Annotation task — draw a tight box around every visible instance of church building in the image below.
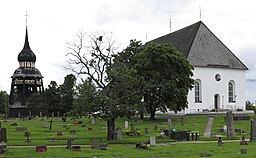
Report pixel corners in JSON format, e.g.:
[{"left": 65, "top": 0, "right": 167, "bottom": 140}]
[
  {"left": 151, "top": 21, "right": 248, "bottom": 114},
  {"left": 9, "top": 27, "right": 47, "bottom": 117}
]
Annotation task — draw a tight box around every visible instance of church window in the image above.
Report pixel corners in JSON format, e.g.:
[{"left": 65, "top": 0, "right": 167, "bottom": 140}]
[
  {"left": 228, "top": 81, "right": 235, "bottom": 102},
  {"left": 195, "top": 79, "right": 202, "bottom": 103},
  {"left": 20, "top": 62, "right": 25, "bottom": 67}
]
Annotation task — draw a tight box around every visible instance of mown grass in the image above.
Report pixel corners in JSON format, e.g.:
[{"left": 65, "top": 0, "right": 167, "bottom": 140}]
[{"left": 0, "top": 113, "right": 255, "bottom": 157}]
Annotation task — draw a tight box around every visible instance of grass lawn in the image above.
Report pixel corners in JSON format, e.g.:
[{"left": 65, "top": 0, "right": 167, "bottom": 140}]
[
  {"left": 2, "top": 142, "right": 256, "bottom": 158},
  {"left": 0, "top": 113, "right": 254, "bottom": 157}
]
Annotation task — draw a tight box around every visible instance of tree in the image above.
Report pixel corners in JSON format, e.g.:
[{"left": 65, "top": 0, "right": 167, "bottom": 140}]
[
  {"left": 0, "top": 91, "right": 9, "bottom": 119},
  {"left": 73, "top": 78, "right": 98, "bottom": 115},
  {"left": 135, "top": 43, "right": 194, "bottom": 119},
  {"left": 59, "top": 74, "right": 76, "bottom": 113},
  {"left": 44, "top": 81, "right": 61, "bottom": 113},
  {"left": 66, "top": 31, "right": 119, "bottom": 140}
]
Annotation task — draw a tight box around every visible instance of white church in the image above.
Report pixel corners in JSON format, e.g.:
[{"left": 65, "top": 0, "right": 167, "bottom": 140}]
[{"left": 151, "top": 21, "right": 248, "bottom": 114}]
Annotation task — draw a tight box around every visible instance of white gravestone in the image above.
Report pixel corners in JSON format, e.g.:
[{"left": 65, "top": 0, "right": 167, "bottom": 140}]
[{"left": 125, "top": 121, "right": 128, "bottom": 129}]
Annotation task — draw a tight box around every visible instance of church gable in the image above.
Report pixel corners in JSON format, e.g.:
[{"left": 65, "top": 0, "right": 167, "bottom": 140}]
[
  {"left": 150, "top": 21, "right": 248, "bottom": 70},
  {"left": 188, "top": 22, "right": 248, "bottom": 70}
]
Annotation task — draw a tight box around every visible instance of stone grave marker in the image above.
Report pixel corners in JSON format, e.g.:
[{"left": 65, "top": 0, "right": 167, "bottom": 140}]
[
  {"left": 226, "top": 111, "right": 235, "bottom": 137},
  {"left": 24, "top": 131, "right": 31, "bottom": 142},
  {"left": 223, "top": 125, "right": 227, "bottom": 132},
  {"left": 91, "top": 118, "right": 96, "bottom": 124},
  {"left": 81, "top": 123, "right": 86, "bottom": 127},
  {"left": 250, "top": 120, "right": 256, "bottom": 141},
  {"left": 145, "top": 128, "right": 149, "bottom": 134},
  {"left": 116, "top": 128, "right": 122, "bottom": 140},
  {"left": 240, "top": 149, "right": 247, "bottom": 154},
  {"left": 43, "top": 123, "right": 49, "bottom": 128},
  {"left": 125, "top": 121, "right": 128, "bottom": 129},
  {"left": 10, "top": 122, "right": 18, "bottom": 126},
  {"left": 70, "top": 130, "right": 76, "bottom": 134},
  {"left": 57, "top": 112, "right": 60, "bottom": 118},
  {"left": 52, "top": 112, "right": 54, "bottom": 118},
  {"left": 39, "top": 112, "right": 43, "bottom": 118},
  {"left": 168, "top": 118, "right": 172, "bottom": 124},
  {"left": 92, "top": 139, "right": 98, "bottom": 149},
  {"left": 18, "top": 113, "right": 21, "bottom": 118},
  {"left": 131, "top": 120, "right": 135, "bottom": 131},
  {"left": 0, "top": 128, "right": 7, "bottom": 143},
  {"left": 150, "top": 136, "right": 156, "bottom": 146},
  {"left": 36, "top": 145, "right": 47, "bottom": 152},
  {"left": 16, "top": 127, "right": 28, "bottom": 131},
  {"left": 66, "top": 139, "right": 73, "bottom": 149}
]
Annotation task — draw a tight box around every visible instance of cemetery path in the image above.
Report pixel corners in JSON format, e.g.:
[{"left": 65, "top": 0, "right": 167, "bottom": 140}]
[{"left": 203, "top": 117, "right": 214, "bottom": 137}]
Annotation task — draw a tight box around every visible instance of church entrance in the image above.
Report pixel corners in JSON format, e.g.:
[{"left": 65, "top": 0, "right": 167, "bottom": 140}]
[{"left": 214, "top": 94, "right": 220, "bottom": 110}]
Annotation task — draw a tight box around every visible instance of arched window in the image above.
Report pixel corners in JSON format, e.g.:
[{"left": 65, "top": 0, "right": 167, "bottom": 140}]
[
  {"left": 228, "top": 81, "right": 235, "bottom": 102},
  {"left": 195, "top": 79, "right": 202, "bottom": 103}
]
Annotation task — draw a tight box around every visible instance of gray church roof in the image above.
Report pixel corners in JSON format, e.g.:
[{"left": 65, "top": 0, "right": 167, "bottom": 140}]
[{"left": 150, "top": 21, "right": 248, "bottom": 70}]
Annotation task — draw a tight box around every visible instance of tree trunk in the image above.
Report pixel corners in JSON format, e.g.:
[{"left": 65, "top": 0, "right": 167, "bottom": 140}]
[
  {"left": 107, "top": 118, "right": 116, "bottom": 141},
  {"left": 150, "top": 110, "right": 156, "bottom": 120}
]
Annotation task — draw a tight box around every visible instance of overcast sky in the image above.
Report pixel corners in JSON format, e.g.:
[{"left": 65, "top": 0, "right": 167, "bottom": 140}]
[{"left": 0, "top": 0, "right": 256, "bottom": 102}]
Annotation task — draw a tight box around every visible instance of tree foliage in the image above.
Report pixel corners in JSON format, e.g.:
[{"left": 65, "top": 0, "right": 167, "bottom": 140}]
[
  {"left": 44, "top": 81, "right": 61, "bottom": 113},
  {"left": 135, "top": 43, "right": 194, "bottom": 119},
  {"left": 0, "top": 91, "right": 8, "bottom": 116}
]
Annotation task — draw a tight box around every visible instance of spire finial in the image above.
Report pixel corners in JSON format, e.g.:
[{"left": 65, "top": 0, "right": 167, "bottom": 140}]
[
  {"left": 25, "top": 11, "right": 29, "bottom": 27},
  {"left": 199, "top": 6, "right": 202, "bottom": 20},
  {"left": 169, "top": 15, "right": 172, "bottom": 32}
]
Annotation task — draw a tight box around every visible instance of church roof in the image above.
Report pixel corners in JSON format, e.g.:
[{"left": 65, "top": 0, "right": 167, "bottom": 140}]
[
  {"left": 12, "top": 67, "right": 43, "bottom": 78},
  {"left": 18, "top": 27, "right": 36, "bottom": 62},
  {"left": 150, "top": 21, "right": 248, "bottom": 70}
]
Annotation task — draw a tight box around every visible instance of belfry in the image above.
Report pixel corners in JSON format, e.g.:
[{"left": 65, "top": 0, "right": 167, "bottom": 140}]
[{"left": 9, "top": 27, "right": 46, "bottom": 117}]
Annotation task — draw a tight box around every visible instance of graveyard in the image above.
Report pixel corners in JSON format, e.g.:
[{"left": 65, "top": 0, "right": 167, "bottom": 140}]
[{"left": 0, "top": 112, "right": 255, "bottom": 157}]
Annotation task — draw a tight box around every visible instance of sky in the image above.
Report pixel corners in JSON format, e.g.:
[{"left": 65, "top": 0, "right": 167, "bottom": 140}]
[{"left": 0, "top": 0, "right": 256, "bottom": 102}]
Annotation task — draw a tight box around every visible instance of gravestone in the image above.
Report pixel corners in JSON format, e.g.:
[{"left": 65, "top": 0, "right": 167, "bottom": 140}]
[
  {"left": 92, "top": 139, "right": 98, "bottom": 149},
  {"left": 28, "top": 111, "right": 32, "bottom": 120},
  {"left": 131, "top": 120, "right": 135, "bottom": 131},
  {"left": 223, "top": 125, "right": 227, "bottom": 132},
  {"left": 39, "top": 112, "right": 43, "bottom": 118},
  {"left": 240, "top": 149, "right": 247, "bottom": 154},
  {"left": 43, "top": 123, "right": 49, "bottom": 128},
  {"left": 168, "top": 118, "right": 172, "bottom": 124},
  {"left": 81, "top": 123, "right": 86, "bottom": 127},
  {"left": 125, "top": 121, "right": 128, "bottom": 129},
  {"left": 150, "top": 136, "right": 156, "bottom": 146},
  {"left": 0, "top": 128, "right": 7, "bottom": 143},
  {"left": 226, "top": 111, "right": 235, "bottom": 137},
  {"left": 49, "top": 119, "right": 53, "bottom": 130},
  {"left": 57, "top": 131, "right": 63, "bottom": 136},
  {"left": 57, "top": 112, "right": 60, "bottom": 118},
  {"left": 145, "top": 128, "right": 149, "bottom": 134},
  {"left": 250, "top": 120, "right": 256, "bottom": 141},
  {"left": 66, "top": 139, "right": 73, "bottom": 149},
  {"left": 16, "top": 127, "right": 28, "bottom": 131},
  {"left": 10, "top": 122, "right": 18, "bottom": 126},
  {"left": 91, "top": 118, "right": 96, "bottom": 124},
  {"left": 18, "top": 113, "right": 21, "bottom": 118},
  {"left": 52, "top": 112, "right": 54, "bottom": 118},
  {"left": 70, "top": 130, "right": 76, "bottom": 134},
  {"left": 24, "top": 131, "right": 30, "bottom": 142},
  {"left": 116, "top": 128, "right": 122, "bottom": 140},
  {"left": 36, "top": 145, "right": 47, "bottom": 152}
]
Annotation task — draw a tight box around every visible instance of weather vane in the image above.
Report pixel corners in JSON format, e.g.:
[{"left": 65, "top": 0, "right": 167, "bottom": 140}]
[{"left": 25, "top": 11, "right": 29, "bottom": 27}]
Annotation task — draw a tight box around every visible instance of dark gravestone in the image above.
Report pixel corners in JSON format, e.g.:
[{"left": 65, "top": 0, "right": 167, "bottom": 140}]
[
  {"left": 57, "top": 131, "right": 63, "bottom": 136},
  {"left": 10, "top": 122, "right": 18, "bottom": 126},
  {"left": 0, "top": 128, "right": 7, "bottom": 143},
  {"left": 250, "top": 120, "right": 256, "bottom": 141},
  {"left": 24, "top": 131, "right": 31, "bottom": 142},
  {"left": 99, "top": 144, "right": 108, "bottom": 150},
  {"left": 70, "top": 130, "right": 76, "bottom": 134},
  {"left": 92, "top": 140, "right": 98, "bottom": 149},
  {"left": 226, "top": 111, "right": 235, "bottom": 137},
  {"left": 240, "top": 149, "right": 247, "bottom": 154},
  {"left": 66, "top": 139, "right": 73, "bottom": 149},
  {"left": 145, "top": 128, "right": 149, "bottom": 134}
]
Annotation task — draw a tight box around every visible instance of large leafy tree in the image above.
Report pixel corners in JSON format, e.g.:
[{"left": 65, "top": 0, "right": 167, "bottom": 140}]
[
  {"left": 44, "top": 81, "right": 61, "bottom": 113},
  {"left": 136, "top": 43, "right": 194, "bottom": 119},
  {"left": 73, "top": 78, "right": 98, "bottom": 115},
  {"left": 59, "top": 74, "right": 76, "bottom": 113},
  {"left": 0, "top": 91, "right": 9, "bottom": 119}
]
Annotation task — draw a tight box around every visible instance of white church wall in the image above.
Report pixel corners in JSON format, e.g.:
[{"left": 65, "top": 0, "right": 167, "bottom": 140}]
[{"left": 186, "top": 66, "right": 246, "bottom": 114}]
